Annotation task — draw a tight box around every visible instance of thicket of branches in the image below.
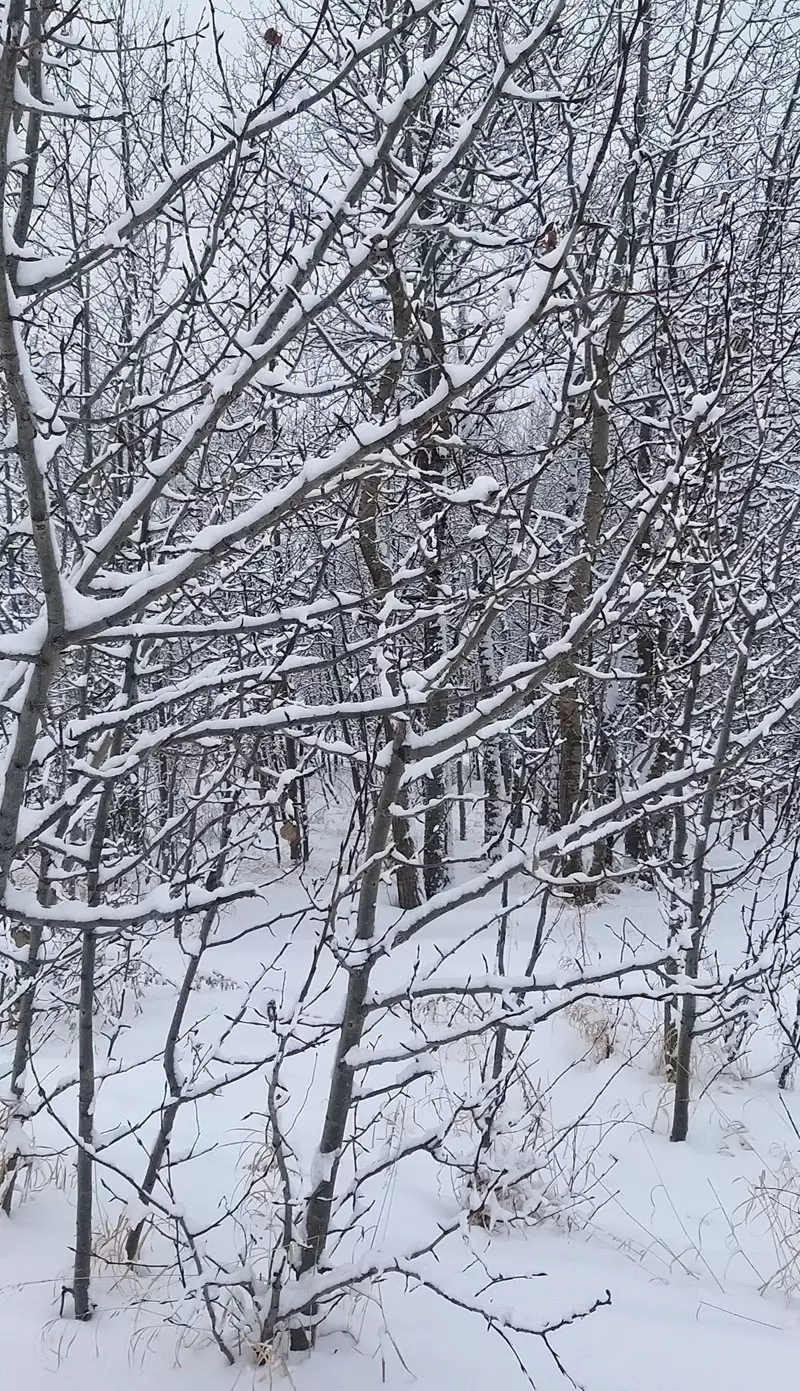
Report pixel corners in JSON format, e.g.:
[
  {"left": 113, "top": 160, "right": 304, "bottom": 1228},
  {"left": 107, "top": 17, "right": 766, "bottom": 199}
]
[{"left": 2, "top": 0, "right": 800, "bottom": 1372}]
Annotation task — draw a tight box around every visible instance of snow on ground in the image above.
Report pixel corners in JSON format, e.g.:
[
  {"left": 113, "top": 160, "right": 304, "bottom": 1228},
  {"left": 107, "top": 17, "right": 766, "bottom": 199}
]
[{"left": 4, "top": 816, "right": 800, "bottom": 1389}]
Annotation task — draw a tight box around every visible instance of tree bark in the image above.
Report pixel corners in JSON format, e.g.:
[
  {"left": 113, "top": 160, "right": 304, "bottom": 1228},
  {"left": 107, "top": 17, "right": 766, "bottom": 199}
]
[
  {"left": 72, "top": 925, "right": 96, "bottom": 1320},
  {"left": 289, "top": 731, "right": 408, "bottom": 1348}
]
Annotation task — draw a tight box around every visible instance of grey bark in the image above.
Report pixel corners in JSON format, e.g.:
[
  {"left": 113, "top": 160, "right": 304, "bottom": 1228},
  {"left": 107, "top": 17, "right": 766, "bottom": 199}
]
[
  {"left": 670, "top": 616, "right": 758, "bottom": 1142},
  {"left": 290, "top": 731, "right": 408, "bottom": 1348}
]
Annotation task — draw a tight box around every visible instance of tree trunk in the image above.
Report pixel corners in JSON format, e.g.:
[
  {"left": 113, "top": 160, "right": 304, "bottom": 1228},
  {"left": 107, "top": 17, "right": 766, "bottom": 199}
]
[
  {"left": 288, "top": 733, "right": 407, "bottom": 1349},
  {"left": 72, "top": 926, "right": 96, "bottom": 1320},
  {"left": 670, "top": 617, "right": 757, "bottom": 1141},
  {"left": 478, "top": 636, "right": 504, "bottom": 858},
  {"left": 1, "top": 849, "right": 50, "bottom": 1215},
  {"left": 357, "top": 476, "right": 421, "bottom": 908}
]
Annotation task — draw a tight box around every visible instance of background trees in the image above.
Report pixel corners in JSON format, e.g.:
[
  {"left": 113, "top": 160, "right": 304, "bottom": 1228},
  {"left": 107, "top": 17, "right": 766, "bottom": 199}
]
[{"left": 3, "top": 0, "right": 800, "bottom": 1375}]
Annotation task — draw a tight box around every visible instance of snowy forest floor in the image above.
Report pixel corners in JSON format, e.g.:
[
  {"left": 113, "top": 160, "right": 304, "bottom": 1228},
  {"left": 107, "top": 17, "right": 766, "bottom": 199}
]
[{"left": 4, "top": 815, "right": 800, "bottom": 1390}]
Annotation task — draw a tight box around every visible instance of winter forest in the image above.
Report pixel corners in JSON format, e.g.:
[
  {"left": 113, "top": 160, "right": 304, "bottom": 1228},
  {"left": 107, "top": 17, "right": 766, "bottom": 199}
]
[{"left": 5, "top": 0, "right": 800, "bottom": 1386}]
